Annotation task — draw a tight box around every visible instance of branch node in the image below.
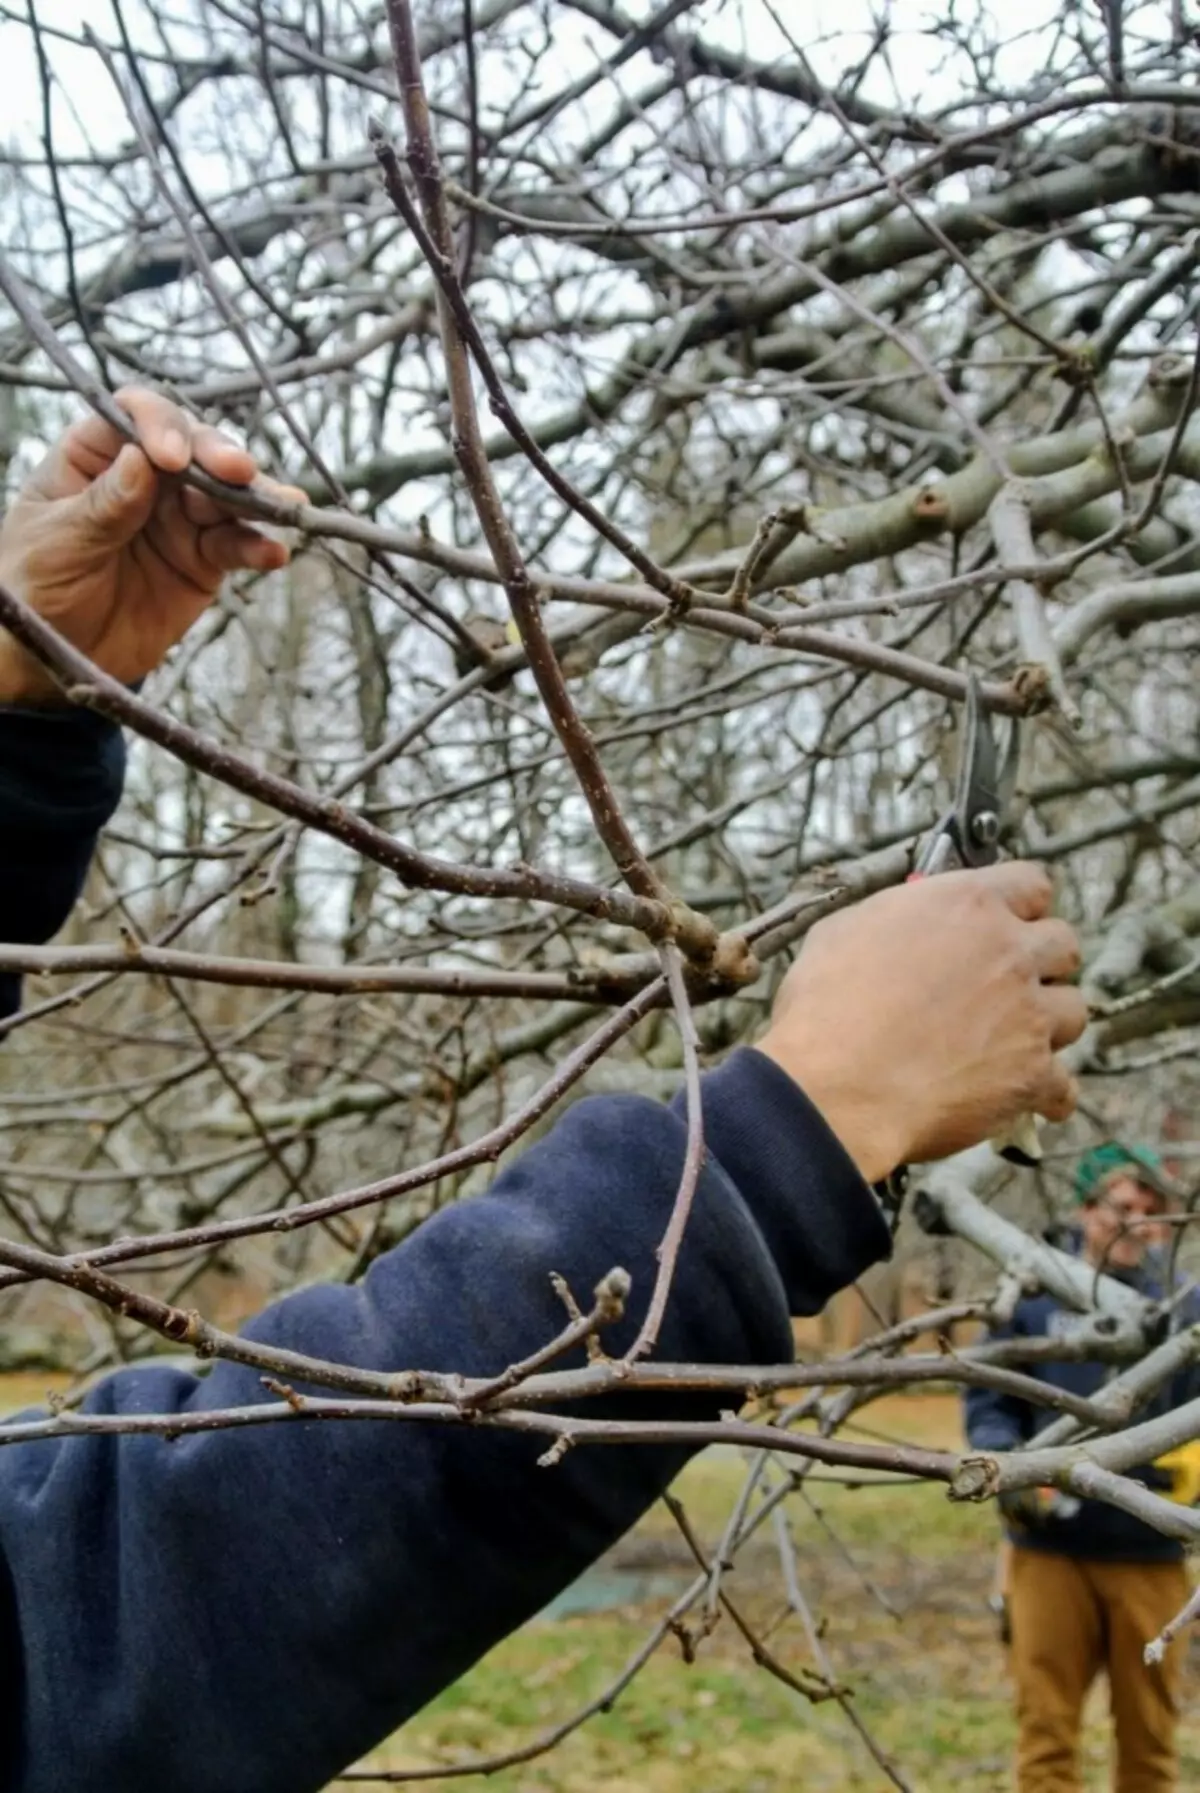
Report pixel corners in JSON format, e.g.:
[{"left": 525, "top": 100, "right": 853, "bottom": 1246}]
[
  {"left": 593, "top": 1266, "right": 632, "bottom": 1325},
  {"left": 261, "top": 1376, "right": 306, "bottom": 1411},
  {"left": 948, "top": 1453, "right": 1001, "bottom": 1503},
  {"left": 537, "top": 1434, "right": 573, "bottom": 1468},
  {"left": 1011, "top": 662, "right": 1054, "bottom": 711},
  {"left": 912, "top": 486, "right": 950, "bottom": 525}
]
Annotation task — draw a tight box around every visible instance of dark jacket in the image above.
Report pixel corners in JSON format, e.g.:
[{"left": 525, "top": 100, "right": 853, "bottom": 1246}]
[
  {"left": 0, "top": 702, "right": 891, "bottom": 1792},
  {"left": 964, "top": 1268, "right": 1200, "bottom": 1563}
]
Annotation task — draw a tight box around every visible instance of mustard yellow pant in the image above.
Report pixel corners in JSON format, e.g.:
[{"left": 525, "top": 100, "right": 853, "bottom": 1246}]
[{"left": 1008, "top": 1545, "right": 1189, "bottom": 1792}]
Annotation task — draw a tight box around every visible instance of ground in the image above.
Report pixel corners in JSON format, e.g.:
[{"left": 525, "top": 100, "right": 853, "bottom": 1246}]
[
  {"left": 348, "top": 1394, "right": 1200, "bottom": 1790},
  {"left": 2, "top": 1379, "right": 1196, "bottom": 1789},
  {"left": 346, "top": 1398, "right": 1198, "bottom": 1793}
]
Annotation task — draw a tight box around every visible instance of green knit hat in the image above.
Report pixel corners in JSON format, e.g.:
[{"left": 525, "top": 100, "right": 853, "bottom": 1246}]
[{"left": 1074, "top": 1141, "right": 1165, "bottom": 1206}]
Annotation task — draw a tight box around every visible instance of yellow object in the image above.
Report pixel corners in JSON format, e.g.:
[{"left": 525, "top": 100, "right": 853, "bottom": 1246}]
[{"left": 1154, "top": 1440, "right": 1200, "bottom": 1505}]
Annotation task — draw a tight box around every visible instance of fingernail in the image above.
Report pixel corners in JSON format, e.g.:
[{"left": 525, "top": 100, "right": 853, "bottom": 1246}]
[
  {"left": 118, "top": 447, "right": 146, "bottom": 492},
  {"left": 161, "top": 428, "right": 188, "bottom": 465}
]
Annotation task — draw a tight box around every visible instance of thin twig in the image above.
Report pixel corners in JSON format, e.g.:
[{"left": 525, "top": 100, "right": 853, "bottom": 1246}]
[{"left": 625, "top": 943, "right": 706, "bottom": 1360}]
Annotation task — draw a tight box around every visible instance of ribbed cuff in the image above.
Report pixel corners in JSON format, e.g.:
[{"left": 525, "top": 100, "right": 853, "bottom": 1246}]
[
  {"left": 0, "top": 703, "right": 125, "bottom": 838},
  {"left": 677, "top": 1046, "right": 892, "bottom": 1318}
]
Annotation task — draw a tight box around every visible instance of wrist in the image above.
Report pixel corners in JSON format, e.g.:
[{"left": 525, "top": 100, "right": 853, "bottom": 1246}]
[
  {"left": 0, "top": 634, "right": 62, "bottom": 706},
  {"left": 691, "top": 1048, "right": 893, "bottom": 1310},
  {"left": 752, "top": 1033, "right": 905, "bottom": 1186}
]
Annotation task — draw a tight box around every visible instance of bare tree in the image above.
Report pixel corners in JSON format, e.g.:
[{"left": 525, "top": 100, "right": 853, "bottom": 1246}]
[{"left": 1, "top": 0, "right": 1200, "bottom": 1780}]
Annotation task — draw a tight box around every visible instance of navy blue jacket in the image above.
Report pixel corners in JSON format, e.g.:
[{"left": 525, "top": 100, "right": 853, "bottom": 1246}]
[
  {"left": 965, "top": 1271, "right": 1200, "bottom": 1563},
  {"left": 0, "top": 703, "right": 891, "bottom": 1792}
]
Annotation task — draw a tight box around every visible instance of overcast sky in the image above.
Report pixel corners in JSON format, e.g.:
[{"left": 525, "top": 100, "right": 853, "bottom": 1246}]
[{"left": 0, "top": 0, "right": 1085, "bottom": 159}]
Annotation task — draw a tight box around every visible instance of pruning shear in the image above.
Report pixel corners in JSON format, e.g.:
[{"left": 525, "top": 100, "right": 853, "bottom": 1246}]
[
  {"left": 912, "top": 673, "right": 1020, "bottom": 879},
  {"left": 912, "top": 674, "right": 1041, "bottom": 1167}
]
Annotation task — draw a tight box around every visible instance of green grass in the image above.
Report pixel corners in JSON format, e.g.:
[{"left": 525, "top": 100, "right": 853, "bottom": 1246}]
[
  {"left": 350, "top": 1398, "right": 1200, "bottom": 1790},
  {"left": 353, "top": 1477, "right": 1015, "bottom": 1790},
  {"left": 0, "top": 1371, "right": 71, "bottom": 1415}
]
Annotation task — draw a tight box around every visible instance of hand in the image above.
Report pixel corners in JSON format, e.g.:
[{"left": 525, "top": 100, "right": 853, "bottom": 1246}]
[
  {"left": 0, "top": 387, "right": 301, "bottom": 704},
  {"left": 998, "top": 1487, "right": 1049, "bottom": 1529},
  {"left": 756, "top": 862, "right": 1086, "bottom": 1183}
]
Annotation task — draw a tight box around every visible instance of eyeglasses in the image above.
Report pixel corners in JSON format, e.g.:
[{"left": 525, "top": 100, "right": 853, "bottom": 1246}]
[{"left": 1092, "top": 1197, "right": 1160, "bottom": 1225}]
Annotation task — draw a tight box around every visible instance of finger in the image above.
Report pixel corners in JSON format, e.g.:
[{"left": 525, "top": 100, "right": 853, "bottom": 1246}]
[
  {"left": 72, "top": 444, "right": 159, "bottom": 548},
  {"left": 139, "top": 484, "right": 221, "bottom": 591},
  {"left": 1026, "top": 917, "right": 1082, "bottom": 984},
  {"left": 186, "top": 470, "right": 306, "bottom": 522},
  {"left": 197, "top": 521, "right": 291, "bottom": 576},
  {"left": 179, "top": 486, "right": 229, "bottom": 530},
  {"left": 27, "top": 409, "right": 131, "bottom": 499},
  {"left": 1031, "top": 1058, "right": 1079, "bottom": 1124},
  {"left": 142, "top": 482, "right": 288, "bottom": 584},
  {"left": 183, "top": 471, "right": 300, "bottom": 532},
  {"left": 975, "top": 860, "right": 1054, "bottom": 922},
  {"left": 189, "top": 422, "right": 258, "bottom": 488},
  {"left": 255, "top": 474, "right": 307, "bottom": 509},
  {"left": 112, "top": 386, "right": 193, "bottom": 473},
  {"left": 114, "top": 387, "right": 258, "bottom": 485},
  {"left": 57, "top": 410, "right": 129, "bottom": 475},
  {"left": 1041, "top": 982, "right": 1088, "bottom": 1050}
]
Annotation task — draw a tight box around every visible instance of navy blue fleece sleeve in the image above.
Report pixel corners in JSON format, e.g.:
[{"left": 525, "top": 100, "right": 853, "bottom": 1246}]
[
  {"left": 0, "top": 1048, "right": 890, "bottom": 1793},
  {"left": 0, "top": 704, "right": 126, "bottom": 1017}
]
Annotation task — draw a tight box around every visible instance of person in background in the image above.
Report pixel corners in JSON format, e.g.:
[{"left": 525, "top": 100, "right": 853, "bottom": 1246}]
[{"left": 967, "top": 1142, "right": 1200, "bottom": 1793}]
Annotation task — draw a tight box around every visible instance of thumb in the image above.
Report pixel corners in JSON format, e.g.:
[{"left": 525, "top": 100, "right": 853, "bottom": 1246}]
[
  {"left": 975, "top": 859, "right": 1054, "bottom": 922},
  {"left": 72, "top": 444, "right": 159, "bottom": 547}
]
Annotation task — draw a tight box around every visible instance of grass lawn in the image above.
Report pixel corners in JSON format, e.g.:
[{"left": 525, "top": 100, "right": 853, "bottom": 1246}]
[
  {"left": 347, "top": 1396, "right": 1200, "bottom": 1791},
  {"left": 4, "top": 1378, "right": 1197, "bottom": 1788}
]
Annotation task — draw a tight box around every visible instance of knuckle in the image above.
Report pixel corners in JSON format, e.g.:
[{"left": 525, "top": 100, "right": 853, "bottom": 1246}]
[
  {"left": 1053, "top": 920, "right": 1082, "bottom": 973},
  {"left": 1041, "top": 1075, "right": 1078, "bottom": 1123},
  {"left": 1015, "top": 857, "right": 1051, "bottom": 896},
  {"left": 957, "top": 878, "right": 999, "bottom": 928},
  {"left": 84, "top": 478, "right": 115, "bottom": 526},
  {"left": 1063, "top": 990, "right": 1088, "bottom": 1039},
  {"left": 113, "top": 383, "right": 151, "bottom": 414},
  {"left": 1000, "top": 937, "right": 1036, "bottom": 984}
]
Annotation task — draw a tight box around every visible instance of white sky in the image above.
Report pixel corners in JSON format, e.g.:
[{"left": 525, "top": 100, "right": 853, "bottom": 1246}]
[{"left": 0, "top": 0, "right": 1082, "bottom": 158}]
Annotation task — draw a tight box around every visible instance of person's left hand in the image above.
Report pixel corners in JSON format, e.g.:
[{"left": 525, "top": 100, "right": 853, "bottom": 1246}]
[
  {"left": 998, "top": 1487, "right": 1049, "bottom": 1529},
  {"left": 0, "top": 386, "right": 302, "bottom": 704}
]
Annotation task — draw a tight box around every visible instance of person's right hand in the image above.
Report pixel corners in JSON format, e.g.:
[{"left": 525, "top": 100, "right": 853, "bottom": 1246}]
[{"left": 756, "top": 863, "right": 1086, "bottom": 1184}]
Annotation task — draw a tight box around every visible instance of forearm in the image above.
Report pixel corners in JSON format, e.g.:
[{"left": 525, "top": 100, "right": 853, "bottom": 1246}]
[
  {"left": 0, "top": 704, "right": 125, "bottom": 1018},
  {"left": 0, "top": 1050, "right": 889, "bottom": 1793}
]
